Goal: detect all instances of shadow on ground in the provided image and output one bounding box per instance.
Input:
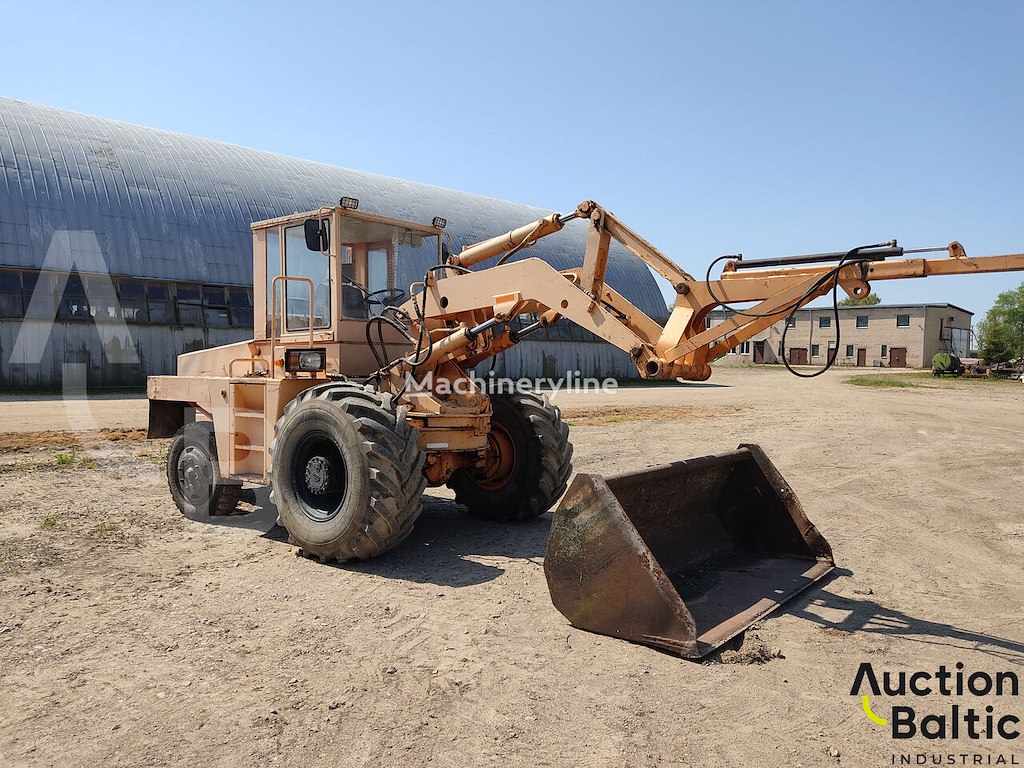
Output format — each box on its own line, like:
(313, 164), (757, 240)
(790, 568), (1024, 664)
(195, 487), (550, 589)
(190, 505), (1024, 660)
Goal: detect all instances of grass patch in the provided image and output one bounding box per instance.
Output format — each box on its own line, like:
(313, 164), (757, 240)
(40, 512), (68, 531)
(54, 451), (96, 468)
(846, 375), (919, 389)
(89, 520), (121, 539)
(847, 371), (1024, 389)
(0, 458), (43, 474)
(136, 442), (168, 465)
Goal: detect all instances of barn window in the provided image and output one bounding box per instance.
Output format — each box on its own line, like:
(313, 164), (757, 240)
(228, 288), (253, 327)
(175, 284), (204, 326)
(147, 284), (175, 324)
(0, 270), (23, 318)
(202, 286), (231, 328)
(118, 279), (148, 323)
(58, 273), (92, 321)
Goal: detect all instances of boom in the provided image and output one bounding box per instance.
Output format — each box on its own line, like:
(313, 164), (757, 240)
(405, 201), (1024, 382)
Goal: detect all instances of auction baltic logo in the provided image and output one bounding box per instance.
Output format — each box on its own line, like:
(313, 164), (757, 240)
(851, 662), (1021, 765)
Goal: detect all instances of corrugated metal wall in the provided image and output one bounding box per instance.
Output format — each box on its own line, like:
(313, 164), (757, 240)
(0, 97), (668, 387)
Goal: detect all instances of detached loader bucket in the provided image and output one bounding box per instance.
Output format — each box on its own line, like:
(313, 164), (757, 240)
(544, 444), (834, 658)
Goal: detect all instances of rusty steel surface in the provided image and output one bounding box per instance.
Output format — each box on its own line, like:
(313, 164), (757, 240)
(543, 445), (835, 658)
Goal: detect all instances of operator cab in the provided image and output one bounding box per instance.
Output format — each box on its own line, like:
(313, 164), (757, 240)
(251, 200), (445, 342)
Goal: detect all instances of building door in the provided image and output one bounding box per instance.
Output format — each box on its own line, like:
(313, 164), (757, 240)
(856, 348), (867, 367)
(890, 347), (907, 367)
(789, 347), (808, 365)
(753, 341), (765, 364)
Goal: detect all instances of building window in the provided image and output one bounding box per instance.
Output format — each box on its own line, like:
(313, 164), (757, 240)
(117, 279), (149, 323)
(845, 344), (854, 357)
(856, 315), (869, 329)
(738, 340), (750, 355)
(881, 344), (888, 357)
(818, 316), (831, 329)
(58, 273), (92, 321)
(147, 284), (175, 324)
(0, 270), (23, 318)
(176, 284), (204, 326)
(896, 314), (910, 327)
(202, 286), (231, 328)
(228, 288), (254, 327)
(811, 344), (820, 357)
(705, 316), (713, 329)
(21, 271), (49, 318)
(785, 316), (797, 328)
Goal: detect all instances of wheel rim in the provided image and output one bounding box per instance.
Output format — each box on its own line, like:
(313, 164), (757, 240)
(476, 421), (518, 491)
(290, 431), (348, 522)
(177, 445), (213, 504)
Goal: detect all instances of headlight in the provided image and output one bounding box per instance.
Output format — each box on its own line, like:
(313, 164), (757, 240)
(285, 348), (327, 373)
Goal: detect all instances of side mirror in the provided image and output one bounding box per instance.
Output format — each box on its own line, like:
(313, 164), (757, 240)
(304, 219), (329, 252)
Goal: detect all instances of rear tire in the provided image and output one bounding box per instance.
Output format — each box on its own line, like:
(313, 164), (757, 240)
(449, 392), (573, 521)
(269, 382), (426, 562)
(166, 422), (242, 520)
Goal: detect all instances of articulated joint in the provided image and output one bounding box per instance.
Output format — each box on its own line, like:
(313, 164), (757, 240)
(642, 358), (712, 382)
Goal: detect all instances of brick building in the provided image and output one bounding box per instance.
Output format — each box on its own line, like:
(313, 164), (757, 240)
(708, 303), (973, 369)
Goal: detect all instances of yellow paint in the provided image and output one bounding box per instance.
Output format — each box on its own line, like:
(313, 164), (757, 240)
(862, 695), (888, 726)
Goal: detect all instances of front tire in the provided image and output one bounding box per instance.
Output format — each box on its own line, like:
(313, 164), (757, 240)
(269, 383), (426, 562)
(449, 392), (573, 521)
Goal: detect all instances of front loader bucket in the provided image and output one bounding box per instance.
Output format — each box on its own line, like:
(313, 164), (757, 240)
(544, 444), (834, 658)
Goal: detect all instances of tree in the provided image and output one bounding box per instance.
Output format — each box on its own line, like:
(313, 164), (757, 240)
(978, 283), (1024, 363)
(838, 292), (881, 307)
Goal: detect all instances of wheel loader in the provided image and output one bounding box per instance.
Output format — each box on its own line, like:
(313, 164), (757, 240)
(148, 198), (1024, 658)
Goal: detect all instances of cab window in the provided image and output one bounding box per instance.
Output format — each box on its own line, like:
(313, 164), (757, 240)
(284, 223), (330, 331)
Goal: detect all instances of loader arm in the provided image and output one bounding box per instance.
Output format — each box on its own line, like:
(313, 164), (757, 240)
(409, 202), (1024, 382)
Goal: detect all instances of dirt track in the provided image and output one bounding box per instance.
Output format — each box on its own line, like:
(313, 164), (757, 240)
(1, 368), (1022, 767)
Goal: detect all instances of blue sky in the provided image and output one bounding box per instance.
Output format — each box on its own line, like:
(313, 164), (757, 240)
(2, 1), (1022, 321)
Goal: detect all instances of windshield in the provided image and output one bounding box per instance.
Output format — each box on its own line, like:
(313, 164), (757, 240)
(337, 216), (438, 320)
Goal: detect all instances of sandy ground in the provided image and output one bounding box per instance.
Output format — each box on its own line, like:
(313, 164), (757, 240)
(0, 367), (1022, 767)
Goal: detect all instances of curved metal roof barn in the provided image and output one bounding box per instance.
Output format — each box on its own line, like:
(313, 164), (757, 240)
(0, 97), (668, 388)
